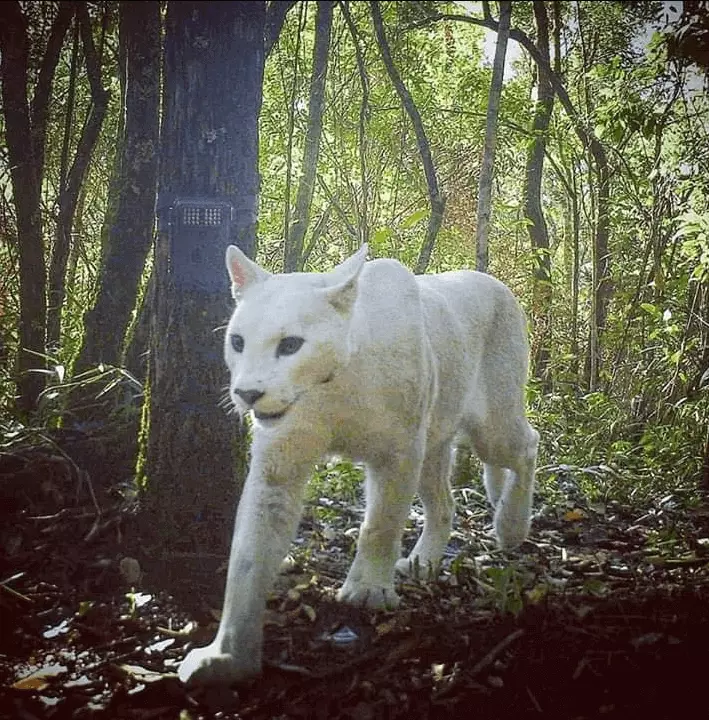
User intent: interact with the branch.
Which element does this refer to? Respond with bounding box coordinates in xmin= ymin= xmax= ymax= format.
xmin=414 ymin=10 xmax=605 ymax=163
xmin=284 ymin=0 xmax=335 ymax=272
xmin=77 ymin=2 xmax=105 ymax=100
xmin=31 ymin=2 xmax=74 ymax=172
xmin=370 ymin=1 xmax=445 ymax=274
xmin=265 ymin=0 xmax=298 ymax=58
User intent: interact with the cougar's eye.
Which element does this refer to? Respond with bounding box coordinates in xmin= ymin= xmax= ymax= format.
xmin=276 ymin=336 xmax=304 ymax=357
xmin=230 ymin=334 xmax=244 ymax=353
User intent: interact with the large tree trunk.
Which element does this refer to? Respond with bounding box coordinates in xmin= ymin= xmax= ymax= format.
xmin=475 ymin=0 xmax=511 ymax=273
xmin=142 ymin=1 xmax=265 ymax=579
xmin=370 ymin=1 xmax=445 ymax=274
xmin=284 ymin=1 xmax=335 ymax=272
xmin=75 ymin=0 xmax=160 ymax=372
xmin=46 ymin=3 xmax=111 ymax=351
xmin=524 ymin=1 xmax=554 ymax=390
xmin=0 ymin=2 xmax=73 ymax=416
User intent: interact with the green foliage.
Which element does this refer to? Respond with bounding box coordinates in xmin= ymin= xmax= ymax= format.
xmin=32 ymin=361 xmax=143 ymax=430
xmin=530 ymin=386 xmax=708 ymax=505
xmin=307 ymin=459 xmax=364 ymax=509
xmin=1 ymin=1 xmax=708 ymax=518
xmin=478 ymin=565 xmax=525 ymax=616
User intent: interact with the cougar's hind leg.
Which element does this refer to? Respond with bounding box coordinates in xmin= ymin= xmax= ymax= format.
xmin=474 ymin=418 xmax=539 ymax=550
xmin=395 ymin=441 xmax=455 ymax=578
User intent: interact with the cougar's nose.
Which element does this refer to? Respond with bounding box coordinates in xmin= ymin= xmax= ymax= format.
xmin=234 ymin=388 xmax=265 ymax=406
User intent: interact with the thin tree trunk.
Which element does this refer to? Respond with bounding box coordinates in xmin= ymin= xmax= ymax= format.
xmin=282 ymin=2 xmax=306 ymax=262
xmin=284 ymin=1 xmax=335 ymax=272
xmin=75 ymin=0 xmax=160 ymax=372
xmin=0 ymin=2 xmax=73 ymax=415
xmin=588 ymin=142 xmax=611 ymax=391
xmin=475 ymin=0 xmax=511 ymax=273
xmin=524 ymin=1 xmax=554 ymax=390
xmin=570 ymin=173 xmax=581 ymax=379
xmin=341 ymin=1 xmax=371 ymax=247
xmin=370 ymin=1 xmax=445 ymax=275
xmin=47 ymin=2 xmax=111 ymax=351
xmin=58 ymin=17 xmax=80 ymax=199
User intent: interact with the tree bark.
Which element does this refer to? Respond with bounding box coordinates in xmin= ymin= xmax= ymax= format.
xmin=143 ymin=1 xmax=266 ymax=571
xmin=75 ymin=0 xmax=160 ymax=372
xmin=0 ymin=2 xmax=73 ymax=415
xmin=284 ymin=1 xmax=335 ymax=273
xmin=524 ymin=1 xmax=554 ymax=389
xmin=370 ymin=1 xmax=445 ymax=275
xmin=47 ymin=2 xmax=111 ymax=351
xmin=475 ymin=0 xmax=511 ymax=273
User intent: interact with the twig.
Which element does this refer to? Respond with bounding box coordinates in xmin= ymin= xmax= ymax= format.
xmin=0 ymin=582 xmax=34 ymax=604
xmin=36 ymin=432 xmax=103 ymax=519
xmin=469 ymin=628 xmax=525 ymax=677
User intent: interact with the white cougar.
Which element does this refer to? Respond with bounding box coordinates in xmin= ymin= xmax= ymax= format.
xmin=178 ymin=244 xmax=539 ymax=685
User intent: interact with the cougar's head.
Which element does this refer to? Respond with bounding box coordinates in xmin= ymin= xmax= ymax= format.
xmin=223 ymin=245 xmax=368 ymax=425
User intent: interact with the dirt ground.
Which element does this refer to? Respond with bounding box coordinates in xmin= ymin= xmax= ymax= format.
xmin=2 ymin=443 xmax=709 ymax=720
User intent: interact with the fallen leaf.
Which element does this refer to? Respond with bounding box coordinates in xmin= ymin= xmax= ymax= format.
xmin=13 ymin=664 xmax=68 ymax=690
xmin=300 ymin=603 xmax=317 ymax=622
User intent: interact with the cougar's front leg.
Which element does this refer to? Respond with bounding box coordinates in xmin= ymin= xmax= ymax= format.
xmin=179 ymin=431 xmax=324 ymax=686
xmin=338 ymin=444 xmax=423 ymax=610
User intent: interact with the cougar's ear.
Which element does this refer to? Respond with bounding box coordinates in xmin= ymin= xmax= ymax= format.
xmin=225 ymin=245 xmax=271 ymax=299
xmin=324 ymin=244 xmax=368 ymax=314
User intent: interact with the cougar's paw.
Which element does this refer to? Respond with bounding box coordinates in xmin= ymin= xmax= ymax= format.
xmin=337 ymin=580 xmax=400 ymax=610
xmin=178 ymin=644 xmax=260 ymax=687
xmin=494 ymin=507 xmax=531 ymax=551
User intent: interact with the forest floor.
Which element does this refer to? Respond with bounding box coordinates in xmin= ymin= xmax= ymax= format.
xmin=2 ymin=440 xmax=709 ymax=720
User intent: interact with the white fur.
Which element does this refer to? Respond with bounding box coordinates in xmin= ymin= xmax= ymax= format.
xmin=178 ymin=245 xmax=539 ymax=686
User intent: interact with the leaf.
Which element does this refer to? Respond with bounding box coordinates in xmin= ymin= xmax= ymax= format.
xmin=43 ymin=619 xmax=71 ymax=639
xmin=13 ymin=664 xmax=68 ymax=690
xmin=525 ymin=583 xmax=549 ymax=604
xmin=563 ymin=508 xmax=585 ymax=522
xmin=640 ymin=302 xmax=659 ymax=317
xmin=371 ymin=227 xmax=393 ymax=248
xmin=401 ymin=208 xmax=428 ymax=229
xmin=13 ymin=676 xmax=50 ymax=691
xmin=300 ymin=604 xmax=317 ymax=622
xmin=376 ymin=619 xmax=396 ymax=636
xmin=77 ymin=600 xmax=94 ymax=617
xmin=145 ymin=638 xmax=175 ymax=655
xmin=117 ymin=664 xmax=171 ymax=683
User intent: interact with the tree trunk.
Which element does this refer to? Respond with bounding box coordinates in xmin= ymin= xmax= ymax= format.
xmin=142 ymin=1 xmax=265 ymax=577
xmin=370 ymin=1 xmax=445 ymax=275
xmin=46 ymin=2 xmax=111 ymax=351
xmin=524 ymin=1 xmax=554 ymax=390
xmin=475 ymin=0 xmax=511 ymax=274
xmin=75 ymin=0 xmax=160 ymax=372
xmin=0 ymin=2 xmax=73 ymax=416
xmin=341 ymin=2 xmax=371 ymax=248
xmin=588 ymin=138 xmax=611 ymax=391
xmin=284 ymin=1 xmax=335 ymax=273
